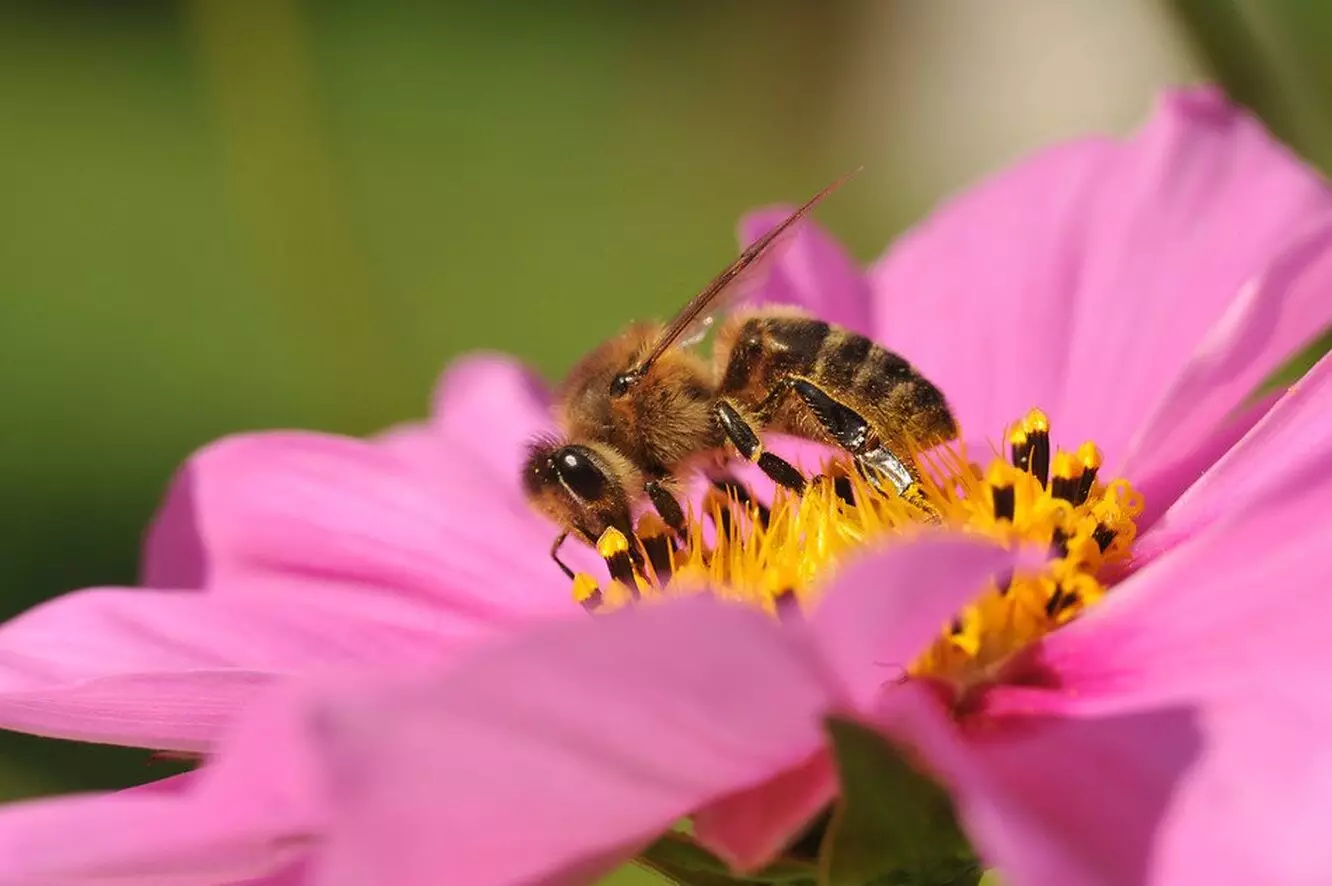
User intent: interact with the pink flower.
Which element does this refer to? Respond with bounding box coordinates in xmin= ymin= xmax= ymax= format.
xmin=1 ymin=85 xmax=1332 ymax=885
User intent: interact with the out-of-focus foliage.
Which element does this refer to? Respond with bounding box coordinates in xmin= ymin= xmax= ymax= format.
xmin=1 ymin=3 xmax=1330 ymax=883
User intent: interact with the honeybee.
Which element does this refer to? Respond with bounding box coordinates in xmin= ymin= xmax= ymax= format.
xmin=523 ymin=173 xmax=957 ymax=577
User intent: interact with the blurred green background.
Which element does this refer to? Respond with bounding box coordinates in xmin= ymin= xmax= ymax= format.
xmin=1 ymin=1 xmax=1330 ymax=881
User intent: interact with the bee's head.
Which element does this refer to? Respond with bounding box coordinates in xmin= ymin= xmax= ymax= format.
xmin=522 ymin=438 xmax=638 ymax=545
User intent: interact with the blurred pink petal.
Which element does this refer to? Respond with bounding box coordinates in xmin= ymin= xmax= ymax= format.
xmin=738 ymin=208 xmax=874 ymax=334
xmin=311 ymin=600 xmax=831 ymax=886
xmin=0 ymin=683 xmax=332 ymax=884
xmin=692 ymin=753 xmax=834 ymax=871
xmin=0 ymin=583 xmax=486 ymax=749
xmin=873 ymin=680 xmax=1204 ymax=886
xmin=691 ymin=534 xmax=1016 ymax=868
xmin=306 ymin=538 xmax=1011 ymax=886
xmin=428 ymin=352 xmax=557 ymax=486
xmin=808 ymin=537 xmax=1037 ymax=711
xmin=0 ymin=770 xmax=313 ymax=885
xmin=870 ymin=87 xmax=1332 ymax=478
xmin=141 ymin=431 xmax=571 ymax=616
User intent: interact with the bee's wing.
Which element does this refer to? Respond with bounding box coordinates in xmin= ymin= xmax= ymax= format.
xmin=632 ymin=169 xmax=860 ymax=373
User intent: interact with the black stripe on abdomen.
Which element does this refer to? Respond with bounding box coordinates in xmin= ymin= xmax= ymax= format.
xmin=761 ymin=317 xmax=830 ymax=377
xmin=856 ymin=346 xmax=915 ymax=405
xmin=818 ymin=332 xmax=872 ymax=391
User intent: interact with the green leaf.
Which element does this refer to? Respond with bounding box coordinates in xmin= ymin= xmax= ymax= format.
xmin=636 ymin=832 xmax=817 ymax=885
xmin=819 ymin=717 xmax=979 ymax=886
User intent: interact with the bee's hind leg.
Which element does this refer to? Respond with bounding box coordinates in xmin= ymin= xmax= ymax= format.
xmin=786 ymin=378 xmax=915 ymax=497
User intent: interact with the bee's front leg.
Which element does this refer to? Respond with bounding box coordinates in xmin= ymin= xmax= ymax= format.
xmin=643 ymin=478 xmax=686 ymax=536
xmin=549 ymin=531 xmax=575 ymax=580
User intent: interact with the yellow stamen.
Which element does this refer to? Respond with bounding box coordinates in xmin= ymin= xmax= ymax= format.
xmin=569 ymin=412 xmax=1143 ymax=696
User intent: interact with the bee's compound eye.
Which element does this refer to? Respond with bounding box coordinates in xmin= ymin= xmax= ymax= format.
xmin=555 ymin=447 xmax=608 ymax=501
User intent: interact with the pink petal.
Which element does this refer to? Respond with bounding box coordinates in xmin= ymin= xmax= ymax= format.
xmin=1131 ymin=388 xmax=1279 ymax=533
xmin=870 ymin=86 xmax=1332 ymax=476
xmin=692 ymin=753 xmax=835 ymax=871
xmin=1141 ymin=349 xmax=1332 ymax=558
xmin=737 ymin=210 xmax=874 ymax=334
xmin=0 ymin=770 xmax=314 ymax=885
xmin=690 ymin=530 xmax=1015 ymax=869
xmin=868 ymin=138 xmax=1112 ymax=452
xmin=301 ymin=537 xmax=1013 ymax=885
xmin=874 ymin=681 xmax=1205 ymax=886
xmin=885 ymin=470 xmax=1332 ymax=884
xmin=811 ymin=535 xmax=1033 ymax=711
xmin=428 ymin=352 xmax=554 ymax=464
xmin=1125 ymin=217 xmax=1332 ymax=481
xmin=308 ymin=598 xmax=835 ymax=886
xmin=0 ymin=584 xmax=488 ymax=750
xmin=140 ymin=430 xmax=578 ymax=623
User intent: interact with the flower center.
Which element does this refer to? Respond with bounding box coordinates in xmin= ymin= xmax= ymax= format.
xmin=570 ymin=409 xmax=1142 ymax=690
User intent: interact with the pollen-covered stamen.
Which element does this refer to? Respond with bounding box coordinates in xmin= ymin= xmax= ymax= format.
xmin=987 ymin=462 xmax=1016 ymax=522
xmin=1014 ymin=408 xmax=1052 ymax=487
xmin=567 ymin=410 xmax=1144 ymax=697
xmin=597 ymin=528 xmax=639 ymax=592
xmin=635 ymin=513 xmax=677 ymax=584
xmin=1009 ymin=426 xmax=1031 ymax=473
xmin=1050 ymin=451 xmax=1078 ymax=503
xmin=1076 ymin=441 xmax=1102 ymax=503
xmin=572 ymin=573 xmax=603 ymax=613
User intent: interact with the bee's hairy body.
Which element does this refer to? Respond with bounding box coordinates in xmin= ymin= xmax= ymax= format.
xmin=527 ymin=306 xmax=956 ymax=573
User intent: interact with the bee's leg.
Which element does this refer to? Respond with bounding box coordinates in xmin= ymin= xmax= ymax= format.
xmin=643 ymin=478 xmax=687 ymax=536
xmin=714 ymin=399 xmax=806 ymax=492
xmin=549 ymin=531 xmax=575 ymax=580
xmin=787 ymin=378 xmax=915 ymax=496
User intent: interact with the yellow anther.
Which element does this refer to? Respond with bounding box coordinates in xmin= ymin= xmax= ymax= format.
xmin=1077 ymin=441 xmax=1103 ymax=471
xmin=1022 ymin=408 xmax=1050 ymax=435
xmin=572 ymin=573 xmax=600 ymax=602
xmin=596 ymin=527 xmax=630 ymax=559
xmin=571 ymin=573 xmax=603 ymax=611
xmin=1051 ymin=450 xmax=1078 ymax=480
xmin=1007 ymin=425 xmax=1029 ymax=447
xmin=985 ymin=459 xmax=1012 ymax=488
